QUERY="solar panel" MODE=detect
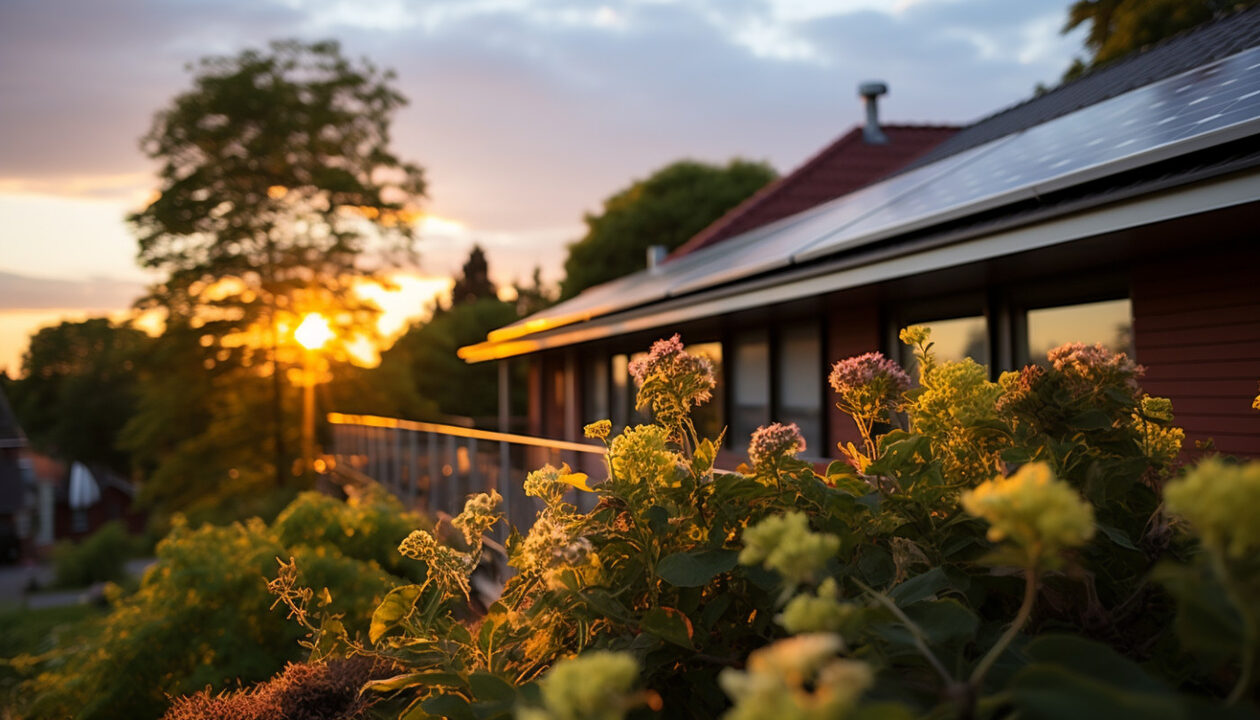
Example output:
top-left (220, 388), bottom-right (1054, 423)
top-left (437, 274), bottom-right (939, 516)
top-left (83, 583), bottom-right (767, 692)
top-left (508, 44), bottom-right (1260, 338)
top-left (793, 44), bottom-right (1260, 262)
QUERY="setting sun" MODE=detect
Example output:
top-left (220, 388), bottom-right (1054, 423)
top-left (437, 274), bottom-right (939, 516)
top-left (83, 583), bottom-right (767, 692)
top-left (294, 312), bottom-right (334, 350)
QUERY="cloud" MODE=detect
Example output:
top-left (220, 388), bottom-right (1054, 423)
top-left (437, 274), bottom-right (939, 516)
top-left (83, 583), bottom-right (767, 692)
top-left (0, 0), bottom-right (1083, 285)
top-left (0, 270), bottom-right (144, 311)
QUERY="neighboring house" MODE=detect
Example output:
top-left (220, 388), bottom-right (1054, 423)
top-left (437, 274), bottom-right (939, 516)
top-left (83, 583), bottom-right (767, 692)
top-left (460, 7), bottom-right (1260, 463)
top-left (0, 386), bottom-right (142, 562)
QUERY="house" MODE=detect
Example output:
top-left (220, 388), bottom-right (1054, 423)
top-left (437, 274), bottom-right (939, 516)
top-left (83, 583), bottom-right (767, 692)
top-left (459, 7), bottom-right (1260, 464)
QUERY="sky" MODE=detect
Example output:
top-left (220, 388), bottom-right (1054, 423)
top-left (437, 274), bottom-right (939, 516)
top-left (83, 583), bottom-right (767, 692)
top-left (0, 0), bottom-right (1087, 373)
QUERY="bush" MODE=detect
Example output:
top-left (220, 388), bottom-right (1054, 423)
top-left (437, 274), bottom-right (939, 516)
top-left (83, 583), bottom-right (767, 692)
top-left (248, 330), bottom-right (1260, 720)
top-left (14, 486), bottom-right (428, 720)
top-left (50, 520), bottom-right (136, 588)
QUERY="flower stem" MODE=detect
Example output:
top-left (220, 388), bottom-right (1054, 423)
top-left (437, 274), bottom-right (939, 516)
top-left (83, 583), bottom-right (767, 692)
top-left (855, 579), bottom-right (955, 686)
top-left (970, 566), bottom-right (1038, 688)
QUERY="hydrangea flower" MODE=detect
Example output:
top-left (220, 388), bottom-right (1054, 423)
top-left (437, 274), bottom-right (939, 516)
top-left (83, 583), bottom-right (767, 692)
top-left (719, 634), bottom-right (872, 720)
top-left (777, 578), bottom-right (859, 635)
top-left (524, 651), bottom-right (640, 720)
top-left (608, 424), bottom-right (678, 486)
top-left (398, 529), bottom-right (474, 598)
top-left (627, 335), bottom-right (716, 428)
top-left (748, 423), bottom-right (807, 468)
top-left (524, 464), bottom-right (569, 506)
top-left (583, 420), bottom-right (612, 440)
top-left (451, 489), bottom-right (502, 546)
top-left (1165, 457), bottom-right (1260, 559)
top-left (961, 462), bottom-right (1095, 567)
top-left (740, 512), bottom-right (840, 586)
top-left (1046, 342), bottom-right (1144, 398)
top-left (828, 352), bottom-right (911, 408)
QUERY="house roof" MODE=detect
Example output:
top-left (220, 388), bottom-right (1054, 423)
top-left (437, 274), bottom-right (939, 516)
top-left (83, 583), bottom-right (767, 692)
top-left (670, 124), bottom-right (958, 258)
top-left (461, 5), bottom-right (1260, 363)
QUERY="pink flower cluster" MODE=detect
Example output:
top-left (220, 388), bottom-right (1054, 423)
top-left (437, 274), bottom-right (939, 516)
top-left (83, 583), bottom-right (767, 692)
top-left (748, 422), bottom-right (807, 467)
top-left (1047, 342), bottom-right (1143, 392)
top-left (628, 334), bottom-right (715, 401)
top-left (828, 352), bottom-right (912, 399)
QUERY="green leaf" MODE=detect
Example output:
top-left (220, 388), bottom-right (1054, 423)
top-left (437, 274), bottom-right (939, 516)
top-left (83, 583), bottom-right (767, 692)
top-left (694, 438), bottom-right (716, 474)
top-left (421, 694), bottom-right (477, 720)
top-left (888, 567), bottom-right (952, 607)
top-left (656, 549), bottom-right (739, 587)
top-left (858, 546), bottom-right (895, 587)
top-left (1023, 635), bottom-right (1169, 694)
top-left (1069, 409), bottom-right (1114, 431)
top-left (1009, 664), bottom-right (1180, 720)
top-left (370, 584), bottom-right (423, 644)
top-left (363, 671), bottom-right (464, 694)
top-left (468, 671), bottom-right (516, 703)
top-left (1096, 522), bottom-right (1140, 552)
top-left (903, 598), bottom-right (978, 646)
top-left (641, 607), bottom-right (694, 649)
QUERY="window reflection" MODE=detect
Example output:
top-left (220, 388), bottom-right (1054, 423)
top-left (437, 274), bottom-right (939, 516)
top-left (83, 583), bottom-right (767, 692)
top-left (687, 342), bottom-right (725, 442)
top-left (731, 330), bottom-right (770, 448)
top-left (776, 323), bottom-right (822, 454)
top-left (1026, 298), bottom-right (1133, 364)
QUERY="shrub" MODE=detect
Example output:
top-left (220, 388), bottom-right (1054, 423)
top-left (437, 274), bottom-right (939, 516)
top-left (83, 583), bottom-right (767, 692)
top-left (50, 520), bottom-right (135, 588)
top-left (14, 487), bottom-right (428, 720)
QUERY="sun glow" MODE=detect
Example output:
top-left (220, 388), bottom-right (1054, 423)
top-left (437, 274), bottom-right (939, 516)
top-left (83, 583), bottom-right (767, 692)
top-left (295, 313), bottom-right (334, 350)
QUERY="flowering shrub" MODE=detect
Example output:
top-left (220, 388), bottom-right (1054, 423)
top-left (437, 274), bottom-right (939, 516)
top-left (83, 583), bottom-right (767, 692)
top-left (188, 332), bottom-right (1260, 720)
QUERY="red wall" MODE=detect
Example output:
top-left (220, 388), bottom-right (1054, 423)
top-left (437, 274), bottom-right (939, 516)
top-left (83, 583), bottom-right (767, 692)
top-left (825, 294), bottom-right (883, 459)
top-left (1133, 248), bottom-right (1260, 458)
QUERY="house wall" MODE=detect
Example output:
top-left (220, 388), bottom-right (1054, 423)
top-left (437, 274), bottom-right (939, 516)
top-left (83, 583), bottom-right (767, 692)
top-left (1133, 246), bottom-right (1260, 458)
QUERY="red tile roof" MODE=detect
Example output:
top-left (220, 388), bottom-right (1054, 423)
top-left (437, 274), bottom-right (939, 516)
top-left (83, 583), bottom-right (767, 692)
top-left (670, 124), bottom-right (959, 258)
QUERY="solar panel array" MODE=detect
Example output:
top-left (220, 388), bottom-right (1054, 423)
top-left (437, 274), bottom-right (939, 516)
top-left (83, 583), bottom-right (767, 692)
top-left (497, 44), bottom-right (1260, 340)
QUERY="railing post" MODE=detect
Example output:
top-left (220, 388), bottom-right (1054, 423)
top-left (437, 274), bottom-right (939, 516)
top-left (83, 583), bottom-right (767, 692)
top-left (392, 427), bottom-right (404, 498)
top-left (468, 436), bottom-right (479, 495)
top-left (444, 434), bottom-right (457, 514)
top-left (427, 432), bottom-right (439, 514)
top-left (407, 428), bottom-right (418, 509)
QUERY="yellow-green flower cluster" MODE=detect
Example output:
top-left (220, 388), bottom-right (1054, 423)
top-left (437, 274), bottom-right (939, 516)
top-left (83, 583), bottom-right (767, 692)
top-left (524, 464), bottom-right (570, 506)
top-left (521, 650), bottom-right (640, 720)
top-left (719, 634), bottom-right (872, 720)
top-left (961, 462), bottom-right (1095, 566)
top-left (1131, 395), bottom-right (1183, 468)
top-left (451, 489), bottom-right (502, 546)
top-left (583, 420), bottom-right (612, 440)
top-left (1165, 457), bottom-right (1260, 559)
top-left (778, 578), bottom-right (859, 635)
top-left (398, 529), bottom-right (474, 598)
top-left (608, 424), bottom-right (678, 486)
top-left (740, 512), bottom-right (840, 586)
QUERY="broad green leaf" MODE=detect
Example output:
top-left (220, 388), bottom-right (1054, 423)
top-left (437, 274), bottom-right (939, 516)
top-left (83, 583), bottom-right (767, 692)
top-left (468, 671), bottom-right (516, 703)
top-left (1023, 635), bottom-right (1169, 694)
top-left (370, 584), bottom-right (423, 644)
top-left (888, 566), bottom-right (952, 607)
top-left (1096, 522), bottom-right (1140, 552)
top-left (641, 607), bottom-right (695, 649)
top-left (421, 694), bottom-right (477, 720)
top-left (694, 438), bottom-right (716, 474)
top-left (363, 671), bottom-right (463, 694)
top-left (656, 549), bottom-right (739, 587)
top-left (1009, 664), bottom-right (1180, 720)
top-left (903, 598), bottom-right (978, 646)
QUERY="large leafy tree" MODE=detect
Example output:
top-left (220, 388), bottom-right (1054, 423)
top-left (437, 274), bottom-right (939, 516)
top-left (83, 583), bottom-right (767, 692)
top-left (559, 159), bottom-right (776, 300)
top-left (128, 39), bottom-right (426, 489)
top-left (6, 318), bottom-right (150, 473)
top-left (1062, 0), bottom-right (1260, 80)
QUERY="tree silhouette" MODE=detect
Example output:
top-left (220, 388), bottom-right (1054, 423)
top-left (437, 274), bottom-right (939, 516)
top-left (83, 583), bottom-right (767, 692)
top-left (129, 39), bottom-right (426, 487)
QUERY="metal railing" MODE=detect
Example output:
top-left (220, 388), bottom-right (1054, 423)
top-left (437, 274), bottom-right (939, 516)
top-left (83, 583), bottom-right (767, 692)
top-left (326, 413), bottom-right (606, 533)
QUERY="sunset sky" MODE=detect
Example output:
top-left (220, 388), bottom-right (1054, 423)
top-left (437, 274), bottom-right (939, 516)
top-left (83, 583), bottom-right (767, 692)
top-left (0, 0), bottom-right (1086, 373)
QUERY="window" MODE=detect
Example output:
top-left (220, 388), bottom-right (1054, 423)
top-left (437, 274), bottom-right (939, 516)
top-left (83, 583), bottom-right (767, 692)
top-left (611, 354), bottom-right (630, 430)
top-left (776, 323), bottom-right (822, 453)
top-left (687, 342), bottom-right (725, 441)
top-left (731, 330), bottom-right (770, 447)
top-left (582, 354), bottom-right (609, 425)
top-left (1025, 298), bottom-right (1133, 365)
top-left (900, 314), bottom-right (989, 377)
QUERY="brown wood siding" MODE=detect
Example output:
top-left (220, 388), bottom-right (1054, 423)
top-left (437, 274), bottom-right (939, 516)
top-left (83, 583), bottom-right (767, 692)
top-left (825, 296), bottom-right (883, 460)
top-left (1133, 249), bottom-right (1260, 458)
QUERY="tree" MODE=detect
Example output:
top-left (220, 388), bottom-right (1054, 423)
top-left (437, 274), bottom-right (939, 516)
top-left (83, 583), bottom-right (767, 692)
top-left (559, 159), bottom-right (776, 300)
top-left (1061, 0), bottom-right (1260, 80)
top-left (449, 244), bottom-right (497, 306)
top-left (6, 318), bottom-right (150, 473)
top-left (128, 39), bottom-right (426, 489)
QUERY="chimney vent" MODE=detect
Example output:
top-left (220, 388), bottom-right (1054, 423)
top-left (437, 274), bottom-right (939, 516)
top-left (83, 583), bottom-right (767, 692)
top-left (646, 244), bottom-right (667, 271)
top-left (859, 81), bottom-right (889, 145)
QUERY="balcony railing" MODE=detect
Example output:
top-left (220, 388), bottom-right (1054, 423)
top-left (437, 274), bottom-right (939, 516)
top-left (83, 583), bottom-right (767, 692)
top-left (325, 413), bottom-right (606, 533)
